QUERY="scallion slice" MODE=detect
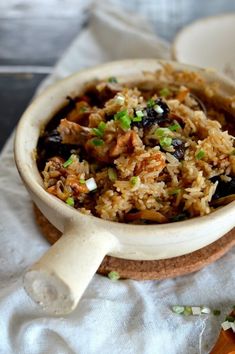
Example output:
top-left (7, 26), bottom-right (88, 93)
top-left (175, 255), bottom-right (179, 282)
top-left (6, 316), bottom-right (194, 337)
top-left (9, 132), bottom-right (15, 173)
top-left (213, 309), bottom-right (221, 316)
top-left (225, 315), bottom-right (235, 322)
top-left (119, 115), bottom-right (131, 130)
top-left (92, 121), bottom-right (106, 137)
top-left (63, 155), bottom-right (74, 168)
top-left (191, 307), bottom-right (201, 315)
top-left (154, 104), bottom-right (164, 114)
top-left (201, 306), bottom-right (211, 314)
top-left (108, 271), bottom-right (120, 280)
top-left (114, 110), bottom-right (132, 130)
top-left (221, 321), bottom-right (232, 331)
top-left (92, 138), bottom-right (104, 146)
top-left (66, 197), bottom-right (74, 207)
top-left (169, 123), bottom-right (181, 131)
top-left (160, 87), bottom-right (171, 97)
top-left (196, 149), bottom-right (205, 160)
top-left (172, 306), bottom-right (184, 314)
top-left (115, 95), bottom-right (125, 104)
top-left (147, 98), bottom-right (155, 108)
top-left (132, 110), bottom-right (144, 122)
top-left (85, 177), bottom-right (97, 191)
top-left (108, 76), bottom-right (118, 83)
top-left (79, 106), bottom-right (88, 113)
top-left (130, 176), bottom-right (140, 187)
top-left (160, 137), bottom-right (172, 148)
top-left (108, 168), bottom-right (117, 182)
top-left (183, 306), bottom-right (192, 316)
top-left (155, 127), bottom-right (170, 137)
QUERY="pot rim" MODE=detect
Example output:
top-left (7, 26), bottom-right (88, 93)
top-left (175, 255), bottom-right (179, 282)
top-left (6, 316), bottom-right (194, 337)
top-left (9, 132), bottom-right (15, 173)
top-left (14, 58), bottom-right (235, 243)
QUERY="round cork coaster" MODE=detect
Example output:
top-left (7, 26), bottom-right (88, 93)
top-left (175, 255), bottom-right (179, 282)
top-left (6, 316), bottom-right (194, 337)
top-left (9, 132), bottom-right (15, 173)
top-left (33, 204), bottom-right (235, 280)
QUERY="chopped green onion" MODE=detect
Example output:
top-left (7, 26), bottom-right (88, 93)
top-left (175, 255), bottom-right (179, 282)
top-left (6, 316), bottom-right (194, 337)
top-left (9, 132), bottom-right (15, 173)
top-left (85, 177), bottom-right (97, 191)
top-left (169, 188), bottom-right (181, 195)
top-left (130, 176), bottom-right (140, 187)
top-left (160, 87), bottom-right (171, 97)
top-left (213, 309), bottom-right (221, 316)
top-left (114, 109), bottom-right (127, 120)
top-left (108, 168), bottom-right (117, 182)
top-left (63, 156), bottom-right (74, 168)
top-left (115, 95), bottom-right (125, 104)
top-left (136, 110), bottom-right (144, 118)
top-left (114, 110), bottom-right (132, 130)
top-left (225, 315), bottom-right (235, 322)
top-left (108, 76), bottom-right (118, 83)
top-left (172, 306), bottom-right (185, 314)
top-left (79, 106), bottom-right (88, 113)
top-left (108, 271), bottom-right (120, 280)
top-left (92, 121), bottom-right (106, 137)
top-left (92, 128), bottom-right (103, 137)
top-left (79, 179), bottom-right (86, 184)
top-left (147, 98), bottom-right (155, 108)
top-left (92, 138), bottom-right (104, 146)
top-left (98, 121), bottom-right (106, 131)
top-left (221, 321), bottom-right (232, 331)
top-left (155, 127), bottom-right (170, 137)
top-left (191, 307), bottom-right (202, 315)
top-left (132, 110), bottom-right (144, 122)
top-left (154, 104), bottom-right (164, 114)
top-left (119, 115), bottom-right (132, 130)
top-left (132, 116), bottom-right (142, 122)
top-left (169, 123), bottom-right (181, 131)
top-left (66, 197), bottom-right (74, 207)
top-left (183, 306), bottom-right (193, 316)
top-left (201, 306), bottom-right (211, 314)
top-left (160, 137), bottom-right (172, 148)
top-left (172, 305), bottom-right (212, 316)
top-left (196, 149), bottom-right (205, 160)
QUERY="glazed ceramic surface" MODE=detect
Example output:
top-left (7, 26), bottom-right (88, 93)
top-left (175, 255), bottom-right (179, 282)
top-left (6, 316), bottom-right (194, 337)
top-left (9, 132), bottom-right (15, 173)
top-left (14, 59), bottom-right (235, 314)
top-left (173, 14), bottom-right (235, 80)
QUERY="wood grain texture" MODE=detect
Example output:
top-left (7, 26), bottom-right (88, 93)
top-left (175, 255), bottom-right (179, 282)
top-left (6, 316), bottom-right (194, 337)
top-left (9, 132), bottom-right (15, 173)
top-left (34, 204), bottom-right (235, 280)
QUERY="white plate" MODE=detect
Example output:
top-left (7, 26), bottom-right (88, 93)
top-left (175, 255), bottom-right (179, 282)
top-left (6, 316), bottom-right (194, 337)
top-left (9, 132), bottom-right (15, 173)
top-left (172, 14), bottom-right (235, 80)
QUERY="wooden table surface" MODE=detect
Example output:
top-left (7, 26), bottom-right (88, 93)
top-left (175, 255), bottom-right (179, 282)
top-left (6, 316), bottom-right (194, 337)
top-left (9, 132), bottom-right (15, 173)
top-left (1, 0), bottom-right (235, 151)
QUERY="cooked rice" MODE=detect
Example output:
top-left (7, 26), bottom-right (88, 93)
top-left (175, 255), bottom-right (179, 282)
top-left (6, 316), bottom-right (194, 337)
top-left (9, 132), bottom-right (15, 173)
top-left (37, 67), bottom-right (235, 223)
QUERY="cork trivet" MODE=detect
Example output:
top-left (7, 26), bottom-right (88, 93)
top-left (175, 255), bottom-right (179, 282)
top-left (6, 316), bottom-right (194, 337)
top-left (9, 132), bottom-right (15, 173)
top-left (33, 204), bottom-right (235, 280)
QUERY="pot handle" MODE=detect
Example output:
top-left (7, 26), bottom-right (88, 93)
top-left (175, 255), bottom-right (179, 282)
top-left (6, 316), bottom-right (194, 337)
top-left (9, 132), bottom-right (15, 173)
top-left (23, 222), bottom-right (119, 315)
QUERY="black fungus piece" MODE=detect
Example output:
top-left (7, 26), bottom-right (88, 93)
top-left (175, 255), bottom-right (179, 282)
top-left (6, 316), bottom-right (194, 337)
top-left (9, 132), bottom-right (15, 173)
top-left (170, 213), bottom-right (188, 222)
top-left (171, 138), bottom-right (185, 160)
top-left (37, 129), bottom-right (78, 170)
top-left (132, 99), bottom-right (170, 128)
top-left (211, 176), bottom-right (235, 200)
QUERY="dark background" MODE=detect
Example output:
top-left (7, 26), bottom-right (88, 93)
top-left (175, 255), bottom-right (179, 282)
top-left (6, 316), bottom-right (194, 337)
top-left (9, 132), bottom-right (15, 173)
top-left (1, 0), bottom-right (235, 151)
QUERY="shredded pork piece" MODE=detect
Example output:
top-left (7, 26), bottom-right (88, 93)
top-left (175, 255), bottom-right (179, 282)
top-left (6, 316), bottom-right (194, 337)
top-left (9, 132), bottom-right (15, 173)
top-left (57, 119), bottom-right (91, 144)
top-left (110, 131), bottom-right (143, 157)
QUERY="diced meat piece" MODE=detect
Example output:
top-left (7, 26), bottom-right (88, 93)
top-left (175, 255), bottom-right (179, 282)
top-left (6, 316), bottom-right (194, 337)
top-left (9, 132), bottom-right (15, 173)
top-left (57, 119), bottom-right (91, 145)
top-left (135, 151), bottom-right (165, 174)
top-left (109, 131), bottom-right (143, 157)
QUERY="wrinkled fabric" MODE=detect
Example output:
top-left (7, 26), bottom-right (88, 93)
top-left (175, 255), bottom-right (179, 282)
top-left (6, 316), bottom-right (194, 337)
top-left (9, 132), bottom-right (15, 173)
top-left (0, 2), bottom-right (234, 354)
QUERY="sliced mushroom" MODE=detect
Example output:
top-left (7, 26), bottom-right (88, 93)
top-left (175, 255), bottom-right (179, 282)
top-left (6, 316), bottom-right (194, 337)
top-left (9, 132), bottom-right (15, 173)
top-left (210, 194), bottom-right (235, 207)
top-left (125, 210), bottom-right (168, 223)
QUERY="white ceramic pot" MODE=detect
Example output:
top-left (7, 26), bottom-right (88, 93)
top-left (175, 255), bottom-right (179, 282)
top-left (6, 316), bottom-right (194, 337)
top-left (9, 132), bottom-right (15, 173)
top-left (172, 14), bottom-right (235, 80)
top-left (14, 59), bottom-right (235, 315)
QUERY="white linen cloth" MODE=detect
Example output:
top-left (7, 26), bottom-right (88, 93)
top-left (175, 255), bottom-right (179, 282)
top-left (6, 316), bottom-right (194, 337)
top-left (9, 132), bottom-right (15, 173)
top-left (0, 2), bottom-right (234, 354)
